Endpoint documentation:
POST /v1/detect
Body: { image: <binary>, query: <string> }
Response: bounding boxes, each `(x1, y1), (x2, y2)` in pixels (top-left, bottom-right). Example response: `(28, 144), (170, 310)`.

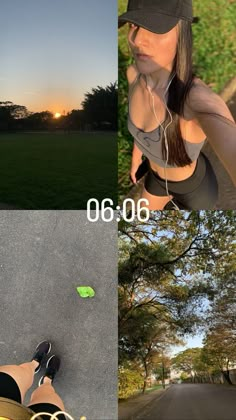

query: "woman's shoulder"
(126, 64), (139, 85)
(185, 77), (234, 122)
(188, 77), (222, 106)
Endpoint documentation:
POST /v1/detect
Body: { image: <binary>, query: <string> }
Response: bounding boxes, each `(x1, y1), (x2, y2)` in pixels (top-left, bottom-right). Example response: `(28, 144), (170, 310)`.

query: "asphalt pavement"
(0, 211), (117, 419)
(119, 388), (169, 420)
(135, 384), (236, 420)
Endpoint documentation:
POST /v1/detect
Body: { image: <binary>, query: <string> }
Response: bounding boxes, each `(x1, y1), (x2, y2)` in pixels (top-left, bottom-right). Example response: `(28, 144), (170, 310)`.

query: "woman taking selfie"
(119, 0), (236, 210)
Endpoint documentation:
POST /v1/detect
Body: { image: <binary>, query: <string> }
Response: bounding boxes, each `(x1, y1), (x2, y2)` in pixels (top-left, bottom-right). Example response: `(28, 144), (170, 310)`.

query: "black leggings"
(0, 372), (66, 420)
(144, 153), (218, 210)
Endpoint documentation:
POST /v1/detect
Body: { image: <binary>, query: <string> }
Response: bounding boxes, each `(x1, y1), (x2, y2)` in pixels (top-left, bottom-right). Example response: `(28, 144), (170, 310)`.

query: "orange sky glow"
(24, 92), (85, 115)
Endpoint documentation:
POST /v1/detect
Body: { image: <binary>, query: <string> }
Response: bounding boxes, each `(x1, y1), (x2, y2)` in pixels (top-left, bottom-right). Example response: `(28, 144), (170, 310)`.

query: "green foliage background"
(118, 367), (143, 399)
(118, 0), (236, 200)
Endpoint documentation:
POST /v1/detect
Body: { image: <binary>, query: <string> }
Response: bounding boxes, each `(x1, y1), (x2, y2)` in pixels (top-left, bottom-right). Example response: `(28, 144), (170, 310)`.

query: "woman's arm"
(188, 81), (236, 186)
(130, 143), (143, 184)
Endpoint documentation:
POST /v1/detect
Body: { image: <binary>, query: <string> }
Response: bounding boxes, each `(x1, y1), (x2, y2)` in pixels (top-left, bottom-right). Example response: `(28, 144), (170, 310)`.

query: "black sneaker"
(32, 341), (51, 374)
(39, 355), (61, 386)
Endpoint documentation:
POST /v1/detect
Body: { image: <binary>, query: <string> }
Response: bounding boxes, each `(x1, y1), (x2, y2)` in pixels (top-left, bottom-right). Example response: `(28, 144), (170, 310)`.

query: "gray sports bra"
(128, 75), (206, 168)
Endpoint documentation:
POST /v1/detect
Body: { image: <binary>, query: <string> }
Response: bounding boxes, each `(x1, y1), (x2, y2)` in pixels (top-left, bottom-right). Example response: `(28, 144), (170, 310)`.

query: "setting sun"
(54, 112), (61, 119)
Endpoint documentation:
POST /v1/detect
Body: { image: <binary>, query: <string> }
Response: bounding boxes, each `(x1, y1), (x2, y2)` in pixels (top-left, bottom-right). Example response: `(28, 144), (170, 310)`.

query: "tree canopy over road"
(118, 211), (236, 398)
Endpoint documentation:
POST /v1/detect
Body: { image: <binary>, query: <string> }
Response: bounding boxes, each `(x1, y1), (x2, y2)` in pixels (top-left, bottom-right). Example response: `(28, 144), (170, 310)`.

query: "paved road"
(0, 211), (117, 419)
(136, 384), (236, 420)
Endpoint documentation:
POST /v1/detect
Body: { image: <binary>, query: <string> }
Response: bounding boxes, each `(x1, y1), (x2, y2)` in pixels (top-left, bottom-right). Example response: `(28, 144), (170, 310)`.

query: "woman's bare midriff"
(149, 159), (197, 181)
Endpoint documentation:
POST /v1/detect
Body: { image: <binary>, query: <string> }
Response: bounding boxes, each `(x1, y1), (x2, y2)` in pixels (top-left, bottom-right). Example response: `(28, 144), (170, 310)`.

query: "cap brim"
(118, 10), (179, 34)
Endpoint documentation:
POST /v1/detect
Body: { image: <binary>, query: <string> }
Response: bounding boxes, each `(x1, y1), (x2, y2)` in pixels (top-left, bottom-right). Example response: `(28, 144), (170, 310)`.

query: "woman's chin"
(134, 61), (161, 75)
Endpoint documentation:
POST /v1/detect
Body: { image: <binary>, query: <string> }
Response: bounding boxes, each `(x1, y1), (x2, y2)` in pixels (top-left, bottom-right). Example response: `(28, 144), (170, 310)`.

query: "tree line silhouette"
(0, 82), (117, 132)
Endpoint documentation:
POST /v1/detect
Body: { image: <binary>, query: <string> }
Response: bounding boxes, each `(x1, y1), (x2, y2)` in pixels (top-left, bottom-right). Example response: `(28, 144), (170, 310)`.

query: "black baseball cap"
(118, 0), (193, 34)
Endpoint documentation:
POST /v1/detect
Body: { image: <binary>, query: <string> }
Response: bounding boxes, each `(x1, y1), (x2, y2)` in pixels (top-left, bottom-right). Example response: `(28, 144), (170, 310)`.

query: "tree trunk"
(142, 361), (148, 393)
(208, 374), (213, 384)
(161, 360), (165, 389)
(142, 379), (147, 393)
(222, 370), (233, 385)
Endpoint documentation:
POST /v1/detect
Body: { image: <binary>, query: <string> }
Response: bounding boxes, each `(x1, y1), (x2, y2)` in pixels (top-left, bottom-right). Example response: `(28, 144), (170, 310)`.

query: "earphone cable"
(149, 75), (179, 210)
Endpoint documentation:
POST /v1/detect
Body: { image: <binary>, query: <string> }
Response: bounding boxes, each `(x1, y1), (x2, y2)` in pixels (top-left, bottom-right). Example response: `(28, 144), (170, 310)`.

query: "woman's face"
(128, 24), (178, 75)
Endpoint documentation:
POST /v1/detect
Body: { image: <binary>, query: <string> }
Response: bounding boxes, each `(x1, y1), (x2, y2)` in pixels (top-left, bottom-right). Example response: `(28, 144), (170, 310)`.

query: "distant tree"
(26, 111), (54, 130)
(0, 101), (30, 131)
(200, 272), (236, 385)
(126, 318), (173, 393)
(207, 273), (236, 338)
(172, 348), (203, 382)
(82, 82), (117, 130)
(180, 372), (189, 381)
(201, 327), (236, 385)
(0, 101), (29, 119)
(0, 105), (12, 131)
(153, 353), (171, 389)
(118, 365), (143, 399)
(65, 109), (86, 131)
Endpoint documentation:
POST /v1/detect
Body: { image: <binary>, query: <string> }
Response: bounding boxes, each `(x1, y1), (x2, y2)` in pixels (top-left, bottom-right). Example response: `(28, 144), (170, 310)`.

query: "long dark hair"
(162, 19), (195, 166)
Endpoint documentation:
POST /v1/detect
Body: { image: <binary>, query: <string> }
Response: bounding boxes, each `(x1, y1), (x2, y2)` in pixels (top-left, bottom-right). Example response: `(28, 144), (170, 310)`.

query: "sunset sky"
(0, 0), (117, 115)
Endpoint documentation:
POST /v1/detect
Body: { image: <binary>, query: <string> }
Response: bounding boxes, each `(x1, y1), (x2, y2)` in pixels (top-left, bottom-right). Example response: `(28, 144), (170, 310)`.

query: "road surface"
(137, 384), (236, 420)
(0, 211), (117, 419)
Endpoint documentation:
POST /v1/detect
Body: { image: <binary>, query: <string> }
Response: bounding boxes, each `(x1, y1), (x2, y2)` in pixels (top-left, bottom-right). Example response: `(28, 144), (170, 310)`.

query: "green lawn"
(145, 385), (164, 393)
(0, 132), (117, 209)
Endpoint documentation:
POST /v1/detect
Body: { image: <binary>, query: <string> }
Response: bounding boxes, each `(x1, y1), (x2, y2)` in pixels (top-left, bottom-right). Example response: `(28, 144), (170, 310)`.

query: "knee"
(30, 384), (65, 410)
(0, 364), (23, 378)
(31, 383), (54, 399)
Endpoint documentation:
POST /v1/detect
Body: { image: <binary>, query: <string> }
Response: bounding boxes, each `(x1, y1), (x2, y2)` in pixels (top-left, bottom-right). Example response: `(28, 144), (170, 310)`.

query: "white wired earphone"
(30, 411), (84, 420)
(146, 73), (180, 211)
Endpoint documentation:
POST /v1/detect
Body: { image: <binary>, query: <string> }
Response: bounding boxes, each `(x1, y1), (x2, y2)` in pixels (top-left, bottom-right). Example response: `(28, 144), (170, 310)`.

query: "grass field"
(0, 131), (117, 209)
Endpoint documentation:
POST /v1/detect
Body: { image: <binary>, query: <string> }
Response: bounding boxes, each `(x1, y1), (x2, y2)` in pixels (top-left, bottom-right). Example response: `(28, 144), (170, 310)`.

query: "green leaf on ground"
(76, 286), (95, 298)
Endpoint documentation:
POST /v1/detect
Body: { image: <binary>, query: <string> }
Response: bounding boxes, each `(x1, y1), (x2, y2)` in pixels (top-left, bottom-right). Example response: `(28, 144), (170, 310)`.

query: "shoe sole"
(38, 354), (58, 386)
(46, 354), (56, 368)
(38, 375), (45, 386)
(34, 341), (52, 374)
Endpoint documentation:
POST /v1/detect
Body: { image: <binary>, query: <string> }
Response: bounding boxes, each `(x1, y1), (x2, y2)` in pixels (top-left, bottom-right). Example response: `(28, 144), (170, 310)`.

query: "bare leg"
(28, 377), (65, 411)
(141, 187), (173, 210)
(0, 360), (38, 401)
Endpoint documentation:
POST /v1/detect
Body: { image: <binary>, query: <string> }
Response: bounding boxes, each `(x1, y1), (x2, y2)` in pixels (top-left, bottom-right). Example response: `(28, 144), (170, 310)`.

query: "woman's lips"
(136, 53), (152, 61)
